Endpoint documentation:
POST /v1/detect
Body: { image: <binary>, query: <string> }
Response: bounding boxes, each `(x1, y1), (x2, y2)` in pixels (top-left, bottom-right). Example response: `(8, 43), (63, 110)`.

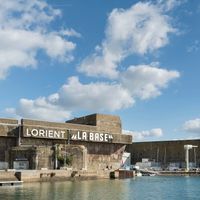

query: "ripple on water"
(0, 176), (200, 200)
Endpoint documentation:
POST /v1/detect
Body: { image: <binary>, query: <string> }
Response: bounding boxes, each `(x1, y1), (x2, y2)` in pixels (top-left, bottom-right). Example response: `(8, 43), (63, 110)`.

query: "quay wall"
(0, 171), (18, 181)
(0, 170), (104, 182)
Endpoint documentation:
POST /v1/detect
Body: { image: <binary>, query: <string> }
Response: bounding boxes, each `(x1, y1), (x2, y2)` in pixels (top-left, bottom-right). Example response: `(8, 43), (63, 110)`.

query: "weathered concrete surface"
(66, 113), (122, 134)
(0, 114), (132, 172)
(66, 113), (97, 126)
(110, 170), (134, 179)
(0, 137), (16, 163)
(0, 120), (19, 168)
(0, 171), (18, 181)
(0, 118), (18, 124)
(10, 146), (38, 169)
(126, 140), (200, 167)
(71, 141), (126, 171)
(96, 114), (122, 134)
(15, 170), (102, 182)
(59, 145), (87, 170)
(0, 125), (18, 137)
(0, 118), (18, 137)
(21, 117), (132, 144)
(11, 140), (126, 171)
(22, 118), (97, 132)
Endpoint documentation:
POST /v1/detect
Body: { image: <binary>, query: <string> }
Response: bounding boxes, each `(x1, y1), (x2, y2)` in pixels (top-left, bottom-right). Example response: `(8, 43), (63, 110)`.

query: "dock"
(0, 181), (23, 186)
(158, 171), (200, 176)
(110, 169), (134, 179)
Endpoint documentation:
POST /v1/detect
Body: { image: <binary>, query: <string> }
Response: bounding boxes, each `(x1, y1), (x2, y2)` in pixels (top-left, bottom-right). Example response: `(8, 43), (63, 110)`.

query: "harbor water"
(0, 176), (200, 200)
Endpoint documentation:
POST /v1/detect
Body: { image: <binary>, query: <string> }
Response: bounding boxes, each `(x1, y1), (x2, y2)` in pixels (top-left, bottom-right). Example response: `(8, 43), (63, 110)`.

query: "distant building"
(126, 140), (200, 169)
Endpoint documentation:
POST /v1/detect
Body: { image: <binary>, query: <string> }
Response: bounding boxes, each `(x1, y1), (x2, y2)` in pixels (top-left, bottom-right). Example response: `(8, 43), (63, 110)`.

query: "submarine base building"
(0, 114), (132, 171)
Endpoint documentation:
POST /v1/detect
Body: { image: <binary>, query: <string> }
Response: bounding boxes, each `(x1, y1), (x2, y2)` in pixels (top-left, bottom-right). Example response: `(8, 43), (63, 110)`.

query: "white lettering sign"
(24, 128), (113, 142)
(71, 131), (113, 143)
(25, 128), (66, 139)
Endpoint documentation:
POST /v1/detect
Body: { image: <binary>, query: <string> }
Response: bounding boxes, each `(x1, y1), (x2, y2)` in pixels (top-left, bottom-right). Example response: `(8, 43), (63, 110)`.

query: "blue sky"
(0, 0), (200, 142)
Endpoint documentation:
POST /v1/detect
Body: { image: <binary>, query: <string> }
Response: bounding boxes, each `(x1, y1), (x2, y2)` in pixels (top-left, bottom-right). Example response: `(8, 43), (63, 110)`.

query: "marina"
(0, 0), (200, 199)
(0, 114), (200, 182)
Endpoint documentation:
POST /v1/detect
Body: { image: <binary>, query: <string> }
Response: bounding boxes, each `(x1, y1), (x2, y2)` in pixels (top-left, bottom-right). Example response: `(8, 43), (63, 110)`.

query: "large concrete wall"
(0, 118), (18, 137)
(66, 114), (97, 126)
(20, 116), (131, 170)
(71, 141), (125, 171)
(0, 137), (16, 162)
(96, 114), (122, 134)
(14, 137), (126, 171)
(126, 140), (200, 167)
(21, 117), (132, 144)
(0, 119), (18, 163)
(0, 114), (132, 171)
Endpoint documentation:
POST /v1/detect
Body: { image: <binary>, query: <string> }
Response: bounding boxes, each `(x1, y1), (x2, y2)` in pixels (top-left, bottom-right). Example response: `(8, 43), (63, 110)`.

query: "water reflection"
(0, 177), (200, 200)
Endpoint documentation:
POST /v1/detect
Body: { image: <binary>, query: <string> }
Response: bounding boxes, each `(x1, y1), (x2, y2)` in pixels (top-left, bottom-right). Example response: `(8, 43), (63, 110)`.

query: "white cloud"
(0, 0), (77, 79)
(183, 118), (200, 134)
(6, 76), (133, 121)
(0, 0), (61, 29)
(78, 1), (176, 79)
(57, 76), (133, 111)
(3, 1), (181, 121)
(157, 0), (185, 11)
(6, 64), (180, 121)
(123, 128), (163, 141)
(60, 28), (81, 38)
(121, 65), (180, 100)
(6, 98), (71, 122)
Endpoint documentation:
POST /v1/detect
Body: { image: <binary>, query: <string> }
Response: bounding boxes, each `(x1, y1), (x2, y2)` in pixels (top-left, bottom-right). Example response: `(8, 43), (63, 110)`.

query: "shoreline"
(0, 169), (111, 183)
(0, 169), (200, 184)
(158, 170), (200, 176)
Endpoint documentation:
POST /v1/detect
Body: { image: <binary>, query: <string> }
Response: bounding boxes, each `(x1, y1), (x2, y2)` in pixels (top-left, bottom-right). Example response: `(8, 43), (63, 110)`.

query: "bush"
(57, 155), (72, 166)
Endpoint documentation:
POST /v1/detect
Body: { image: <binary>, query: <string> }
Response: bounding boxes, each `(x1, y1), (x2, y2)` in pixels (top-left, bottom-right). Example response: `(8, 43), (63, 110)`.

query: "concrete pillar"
(35, 154), (38, 170)
(17, 125), (21, 146)
(82, 147), (87, 170)
(4, 150), (9, 169)
(185, 148), (189, 172)
(184, 145), (198, 171)
(54, 145), (58, 169)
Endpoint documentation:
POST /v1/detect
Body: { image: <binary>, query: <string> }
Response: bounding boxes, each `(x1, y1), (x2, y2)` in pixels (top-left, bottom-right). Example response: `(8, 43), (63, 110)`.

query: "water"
(0, 176), (200, 200)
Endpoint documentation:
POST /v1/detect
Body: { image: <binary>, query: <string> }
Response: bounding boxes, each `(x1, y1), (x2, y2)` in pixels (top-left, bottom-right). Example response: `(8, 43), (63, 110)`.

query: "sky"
(0, 0), (200, 142)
